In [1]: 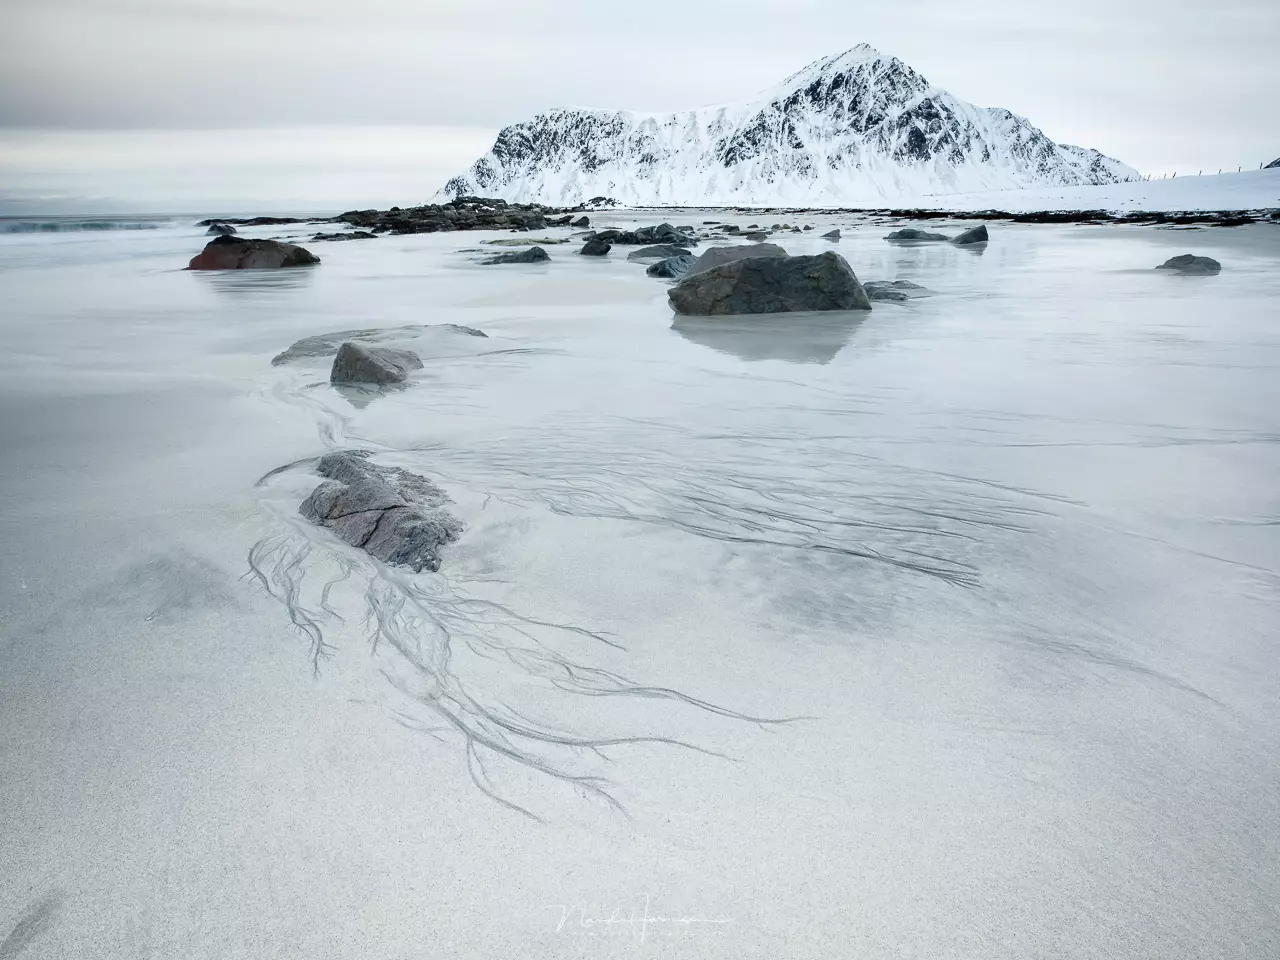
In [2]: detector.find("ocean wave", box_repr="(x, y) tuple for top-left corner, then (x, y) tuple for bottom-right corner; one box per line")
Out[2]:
(0, 218), (170, 234)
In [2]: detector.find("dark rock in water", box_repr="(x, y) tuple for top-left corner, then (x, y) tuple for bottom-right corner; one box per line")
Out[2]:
(744, 231), (771, 241)
(1156, 254), (1222, 275)
(668, 251), (872, 316)
(864, 280), (932, 302)
(885, 228), (950, 242)
(952, 224), (989, 245)
(721, 224), (742, 234)
(791, 226), (802, 233)
(628, 244), (691, 262)
(187, 235), (319, 270)
(572, 215), (591, 227)
(196, 216), (311, 227)
(822, 229), (841, 240)
(647, 254), (697, 279)
(299, 451), (463, 573)
(687, 243), (788, 275)
(580, 238), (612, 256)
(481, 245), (550, 264)
(311, 231), (377, 242)
(330, 342), (423, 385)
(272, 324), (486, 366)
(206, 223), (237, 236)
(802, 225), (814, 231)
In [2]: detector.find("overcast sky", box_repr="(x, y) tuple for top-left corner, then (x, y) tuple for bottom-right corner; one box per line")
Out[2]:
(1, 0), (1276, 210)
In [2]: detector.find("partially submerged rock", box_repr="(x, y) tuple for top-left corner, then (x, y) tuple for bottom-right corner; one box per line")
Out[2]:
(1156, 254), (1222, 275)
(647, 254), (697, 279)
(668, 252), (872, 316)
(272, 324), (487, 366)
(572, 215), (591, 228)
(187, 235), (320, 270)
(687, 243), (788, 276)
(628, 244), (691, 262)
(886, 228), (950, 242)
(952, 224), (989, 245)
(330, 342), (423, 385)
(580, 238), (612, 256)
(822, 229), (842, 240)
(744, 231), (771, 241)
(864, 280), (932, 302)
(206, 223), (237, 236)
(482, 245), (550, 265)
(482, 237), (570, 246)
(299, 451), (463, 573)
(311, 231), (377, 242)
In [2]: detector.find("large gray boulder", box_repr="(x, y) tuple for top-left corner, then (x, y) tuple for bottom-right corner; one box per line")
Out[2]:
(951, 224), (989, 245)
(299, 451), (463, 572)
(580, 238), (612, 256)
(647, 254), (697, 279)
(885, 228), (950, 242)
(1156, 254), (1221, 275)
(330, 342), (424, 385)
(628, 244), (691, 262)
(481, 245), (549, 264)
(668, 252), (872, 316)
(687, 243), (788, 276)
(187, 235), (319, 269)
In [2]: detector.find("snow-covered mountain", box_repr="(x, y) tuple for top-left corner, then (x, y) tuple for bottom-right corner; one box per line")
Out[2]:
(437, 45), (1139, 207)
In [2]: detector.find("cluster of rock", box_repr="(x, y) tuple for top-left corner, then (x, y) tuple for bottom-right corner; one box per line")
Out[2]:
(334, 196), (585, 235)
(311, 231), (377, 242)
(299, 451), (463, 573)
(885, 225), (989, 245)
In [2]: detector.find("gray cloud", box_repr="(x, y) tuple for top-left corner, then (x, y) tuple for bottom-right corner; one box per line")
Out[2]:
(1, 0), (1277, 173)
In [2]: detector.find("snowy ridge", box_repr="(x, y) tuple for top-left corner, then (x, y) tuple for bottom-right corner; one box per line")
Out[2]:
(437, 45), (1139, 207)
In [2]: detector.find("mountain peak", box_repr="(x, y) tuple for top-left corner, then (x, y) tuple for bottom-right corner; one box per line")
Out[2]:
(437, 47), (1137, 206)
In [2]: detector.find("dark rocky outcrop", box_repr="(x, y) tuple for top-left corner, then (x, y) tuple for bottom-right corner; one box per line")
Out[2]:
(588, 223), (697, 247)
(1156, 254), (1222, 275)
(187, 235), (319, 270)
(864, 280), (932, 301)
(481, 245), (550, 265)
(299, 451), (463, 573)
(206, 223), (237, 236)
(646, 254), (697, 279)
(330, 342), (424, 385)
(687, 243), (788, 276)
(272, 324), (487, 366)
(951, 224), (989, 245)
(311, 231), (377, 242)
(627, 244), (691, 262)
(886, 228), (950, 242)
(195, 216), (312, 227)
(668, 252), (872, 315)
(580, 238), (612, 256)
(335, 195), (582, 236)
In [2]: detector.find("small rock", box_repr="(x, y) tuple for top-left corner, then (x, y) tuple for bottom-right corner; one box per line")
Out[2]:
(885, 228), (950, 242)
(206, 223), (237, 236)
(822, 230), (841, 240)
(187, 235), (319, 270)
(481, 245), (550, 264)
(572, 216), (591, 228)
(1155, 254), (1222, 275)
(744, 231), (771, 242)
(647, 254), (697, 279)
(330, 342), (424, 385)
(628, 244), (691, 262)
(580, 239), (612, 256)
(299, 451), (462, 573)
(864, 280), (932, 302)
(951, 225), (989, 245)
(802, 225), (814, 231)
(668, 252), (872, 316)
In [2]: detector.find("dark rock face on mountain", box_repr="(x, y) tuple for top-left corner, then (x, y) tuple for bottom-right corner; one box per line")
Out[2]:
(668, 252), (872, 315)
(886, 227), (950, 242)
(1156, 254), (1222, 275)
(481, 245), (550, 264)
(688, 243), (789, 275)
(951, 224), (989, 245)
(1265, 158), (1279, 169)
(330, 342), (424, 385)
(187, 236), (319, 270)
(436, 45), (1137, 205)
(647, 254), (697, 279)
(299, 451), (463, 573)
